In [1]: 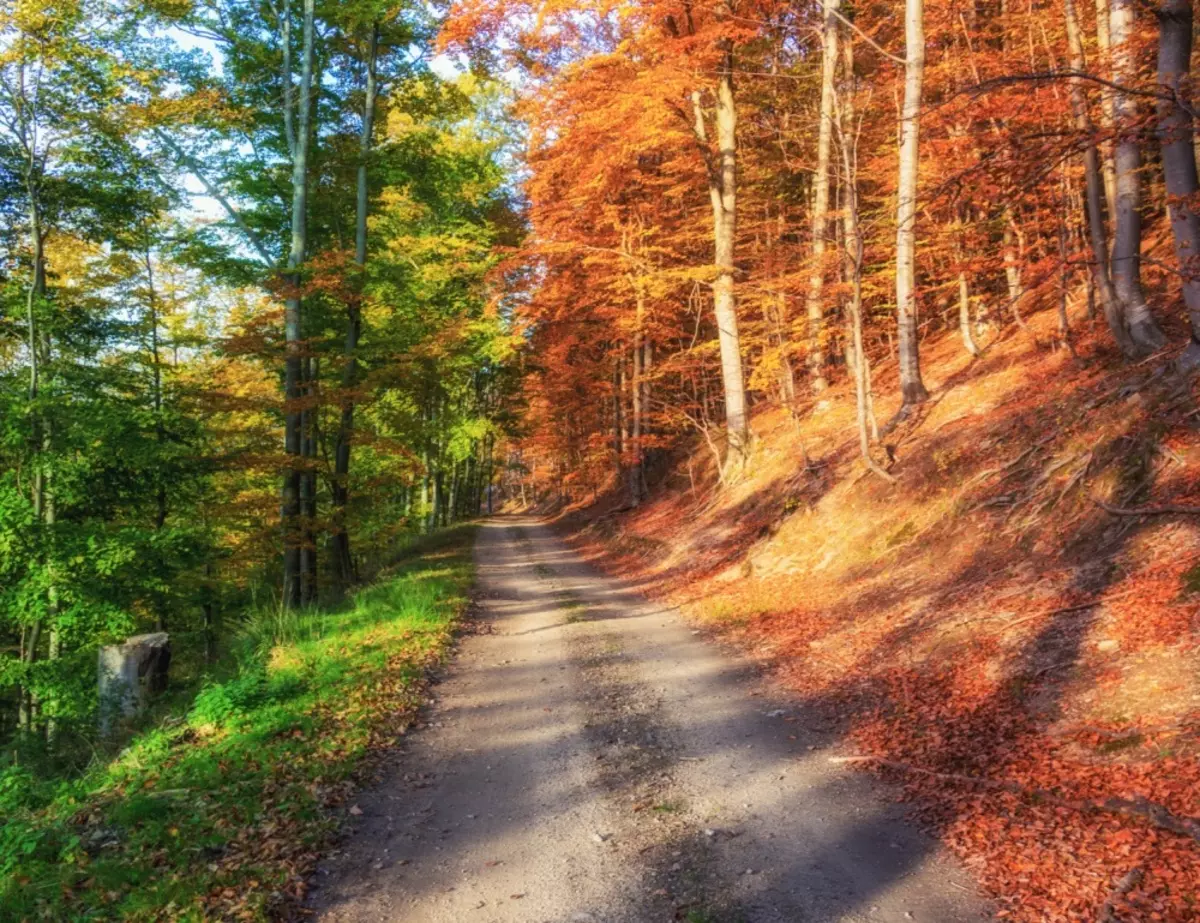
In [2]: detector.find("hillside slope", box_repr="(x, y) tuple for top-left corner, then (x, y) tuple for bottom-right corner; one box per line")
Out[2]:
(561, 310), (1200, 922)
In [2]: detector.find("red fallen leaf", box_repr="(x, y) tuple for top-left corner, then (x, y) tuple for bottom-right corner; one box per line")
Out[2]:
(509, 892), (525, 899)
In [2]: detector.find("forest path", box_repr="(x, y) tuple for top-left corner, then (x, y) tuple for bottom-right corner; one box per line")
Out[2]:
(310, 517), (993, 923)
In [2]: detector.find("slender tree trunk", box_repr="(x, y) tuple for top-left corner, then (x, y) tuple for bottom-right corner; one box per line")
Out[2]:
(641, 338), (652, 498)
(896, 0), (930, 406)
(805, 0), (839, 393)
(1095, 0), (1120, 221)
(957, 265), (981, 357)
(1156, 0), (1200, 371)
(1002, 211), (1027, 328)
(42, 473), (58, 745)
(282, 0), (316, 608)
(692, 31), (749, 466)
(421, 434), (431, 533)
(1110, 0), (1168, 354)
(1064, 0), (1134, 353)
(143, 249), (171, 633)
(612, 360), (624, 483)
(630, 282), (645, 506)
(300, 356), (318, 603)
(19, 186), (44, 734)
(839, 74), (886, 477)
(1057, 171), (1078, 353)
(448, 463), (460, 524)
(332, 23), (379, 585)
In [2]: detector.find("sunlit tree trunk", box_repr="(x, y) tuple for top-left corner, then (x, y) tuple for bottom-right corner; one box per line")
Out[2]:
(689, 18), (749, 468)
(837, 56), (886, 477)
(896, 0), (930, 406)
(957, 265), (980, 357)
(1110, 0), (1168, 354)
(804, 0), (839, 393)
(282, 0), (316, 607)
(1002, 211), (1027, 328)
(630, 289), (645, 506)
(1064, 0), (1133, 353)
(1095, 0), (1119, 221)
(1156, 0), (1200, 371)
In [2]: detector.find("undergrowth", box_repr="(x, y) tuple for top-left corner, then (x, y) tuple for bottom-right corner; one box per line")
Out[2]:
(0, 525), (476, 922)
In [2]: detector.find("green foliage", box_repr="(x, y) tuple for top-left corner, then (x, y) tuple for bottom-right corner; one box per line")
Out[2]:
(0, 526), (475, 921)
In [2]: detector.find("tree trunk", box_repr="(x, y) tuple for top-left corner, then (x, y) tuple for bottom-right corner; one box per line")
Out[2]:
(19, 179), (45, 734)
(957, 267), (981, 357)
(612, 360), (624, 483)
(1064, 0), (1134, 353)
(838, 58), (884, 474)
(1156, 0), (1200, 371)
(1095, 0), (1120, 222)
(693, 31), (749, 466)
(1002, 211), (1027, 328)
(300, 356), (318, 604)
(1110, 0), (1168, 355)
(282, 0), (316, 608)
(804, 0), (839, 394)
(332, 23), (379, 586)
(630, 282), (646, 506)
(641, 337), (652, 498)
(896, 0), (930, 406)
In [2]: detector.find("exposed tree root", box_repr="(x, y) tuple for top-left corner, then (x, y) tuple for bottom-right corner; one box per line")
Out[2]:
(1092, 496), (1200, 516)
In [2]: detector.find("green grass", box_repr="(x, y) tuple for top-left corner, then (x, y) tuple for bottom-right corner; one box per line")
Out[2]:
(0, 526), (476, 922)
(559, 594), (589, 623)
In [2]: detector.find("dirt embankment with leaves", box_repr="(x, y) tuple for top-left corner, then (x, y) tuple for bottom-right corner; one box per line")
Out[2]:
(562, 312), (1200, 922)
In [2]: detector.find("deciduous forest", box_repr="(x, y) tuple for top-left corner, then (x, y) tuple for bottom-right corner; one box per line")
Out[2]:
(1, 0), (1198, 919)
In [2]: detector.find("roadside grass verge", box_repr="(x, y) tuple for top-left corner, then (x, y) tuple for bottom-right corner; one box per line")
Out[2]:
(0, 525), (477, 922)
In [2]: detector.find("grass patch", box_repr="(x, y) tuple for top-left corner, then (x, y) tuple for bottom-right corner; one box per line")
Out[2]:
(0, 526), (477, 922)
(559, 595), (589, 623)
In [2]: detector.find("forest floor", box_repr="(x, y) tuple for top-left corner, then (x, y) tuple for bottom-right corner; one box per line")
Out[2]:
(0, 528), (476, 922)
(559, 310), (1200, 922)
(310, 517), (991, 922)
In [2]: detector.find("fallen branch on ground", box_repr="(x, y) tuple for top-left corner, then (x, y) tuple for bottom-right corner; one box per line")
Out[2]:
(829, 755), (1200, 844)
(1092, 496), (1200, 516)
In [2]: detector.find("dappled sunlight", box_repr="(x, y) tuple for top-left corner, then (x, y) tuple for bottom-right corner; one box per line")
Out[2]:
(565, 307), (1200, 921)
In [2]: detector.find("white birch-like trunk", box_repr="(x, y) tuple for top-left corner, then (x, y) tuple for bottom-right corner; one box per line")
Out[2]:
(1094, 0), (1120, 222)
(896, 0), (930, 406)
(804, 0), (839, 393)
(693, 39), (749, 466)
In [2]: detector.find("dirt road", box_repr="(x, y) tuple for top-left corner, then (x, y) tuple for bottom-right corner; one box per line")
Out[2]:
(311, 517), (993, 923)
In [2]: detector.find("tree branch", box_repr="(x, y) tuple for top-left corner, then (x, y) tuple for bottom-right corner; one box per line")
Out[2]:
(155, 131), (275, 268)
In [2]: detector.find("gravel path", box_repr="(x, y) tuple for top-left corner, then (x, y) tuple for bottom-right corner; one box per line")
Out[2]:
(310, 517), (993, 923)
